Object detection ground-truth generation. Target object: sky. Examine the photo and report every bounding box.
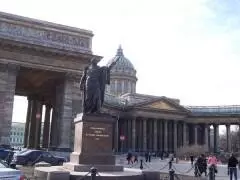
[1,0,240,127]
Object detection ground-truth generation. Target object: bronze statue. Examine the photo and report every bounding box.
[80,58,119,114]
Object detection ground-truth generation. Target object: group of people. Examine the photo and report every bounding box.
[126,152,138,164]
[193,153,240,180]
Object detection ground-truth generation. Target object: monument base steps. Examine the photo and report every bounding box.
[34,166,144,180]
[34,113,144,180]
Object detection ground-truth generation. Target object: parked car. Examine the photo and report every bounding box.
[12,150,66,166]
[0,148,14,165]
[0,160,24,180]
[0,144,11,150]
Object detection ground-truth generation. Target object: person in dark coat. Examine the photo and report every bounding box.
[194,154,207,177]
[227,153,239,180]
[190,155,194,166]
[126,152,133,164]
[145,152,150,162]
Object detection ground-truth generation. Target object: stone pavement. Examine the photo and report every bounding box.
[115,155,240,180]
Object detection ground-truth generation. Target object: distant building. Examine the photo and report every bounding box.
[10,122,25,148]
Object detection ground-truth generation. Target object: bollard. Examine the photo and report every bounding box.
[208,165,215,180]
[169,169,175,180]
[169,160,172,170]
[140,159,143,170]
[90,167,97,180]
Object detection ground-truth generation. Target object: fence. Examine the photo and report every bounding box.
[20,155,217,180]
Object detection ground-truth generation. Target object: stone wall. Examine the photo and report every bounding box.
[0,64,18,145]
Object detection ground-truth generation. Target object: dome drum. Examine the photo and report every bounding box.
[106,46,137,96]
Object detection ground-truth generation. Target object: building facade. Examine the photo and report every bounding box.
[102,47,240,154]
[10,122,25,148]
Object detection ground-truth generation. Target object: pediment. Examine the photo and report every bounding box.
[135,97,189,113]
[144,101,178,111]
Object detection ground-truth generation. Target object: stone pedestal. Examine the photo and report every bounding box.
[35,113,143,180]
[64,113,119,171]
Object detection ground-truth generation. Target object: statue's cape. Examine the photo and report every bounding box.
[99,66,110,104]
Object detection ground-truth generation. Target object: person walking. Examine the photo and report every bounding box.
[126,152,133,164]
[190,155,194,166]
[145,152,149,162]
[227,153,239,180]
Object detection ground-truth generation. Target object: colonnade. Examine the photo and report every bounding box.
[22,74,81,150]
[115,118,240,153]
[23,96,53,149]
[114,117,213,153]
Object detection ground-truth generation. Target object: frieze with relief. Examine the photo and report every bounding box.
[145,101,177,111]
[0,22,90,51]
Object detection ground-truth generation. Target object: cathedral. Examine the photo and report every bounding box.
[101,46,238,154]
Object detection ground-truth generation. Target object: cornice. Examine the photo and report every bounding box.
[0,12,93,54]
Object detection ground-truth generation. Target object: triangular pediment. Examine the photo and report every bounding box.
[134,97,189,113]
[145,101,178,111]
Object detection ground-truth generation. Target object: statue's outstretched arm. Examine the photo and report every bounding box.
[108,57,120,70]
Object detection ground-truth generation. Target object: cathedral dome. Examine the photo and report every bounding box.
[107,46,136,76]
[106,46,137,96]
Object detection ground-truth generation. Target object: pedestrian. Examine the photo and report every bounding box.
[145,152,149,162]
[126,152,132,164]
[134,153,138,163]
[190,155,194,166]
[148,152,151,162]
[227,153,239,180]
[160,152,164,160]
[194,154,207,177]
[207,154,218,174]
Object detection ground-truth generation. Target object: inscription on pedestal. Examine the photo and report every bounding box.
[81,122,112,153]
[85,127,110,141]
[70,114,116,165]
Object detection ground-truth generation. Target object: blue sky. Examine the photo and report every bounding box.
[1,0,240,127]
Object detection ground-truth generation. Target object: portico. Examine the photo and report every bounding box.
[0,11,100,150]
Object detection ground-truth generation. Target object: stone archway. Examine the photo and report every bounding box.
[0,12,101,150]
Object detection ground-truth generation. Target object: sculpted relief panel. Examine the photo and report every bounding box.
[0,22,91,53]
[145,101,177,111]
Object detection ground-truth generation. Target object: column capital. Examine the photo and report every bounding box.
[0,63,20,73]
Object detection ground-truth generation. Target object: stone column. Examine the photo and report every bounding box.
[27,98,38,149]
[173,121,178,153]
[239,124,240,151]
[34,100,43,149]
[127,119,132,149]
[139,119,143,150]
[57,74,74,149]
[49,106,58,148]
[153,119,158,151]
[0,64,18,145]
[24,97,32,148]
[226,124,231,152]
[164,120,168,152]
[204,124,209,152]
[194,124,198,145]
[213,124,219,153]
[132,117,136,151]
[114,117,119,152]
[208,126,211,152]
[183,122,187,146]
[143,119,147,151]
[42,104,51,148]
